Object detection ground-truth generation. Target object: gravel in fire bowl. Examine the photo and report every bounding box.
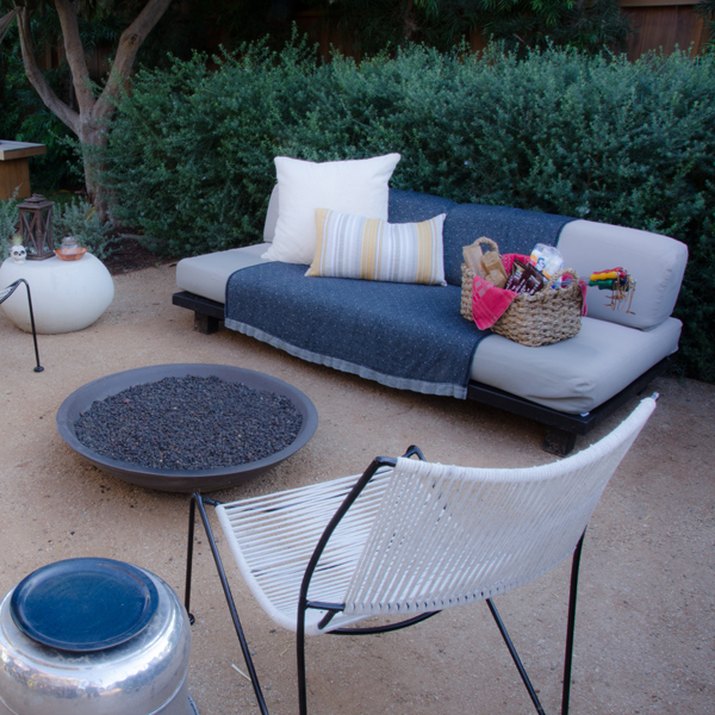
[74,376,304,471]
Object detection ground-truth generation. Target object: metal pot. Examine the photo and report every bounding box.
[0,558,196,715]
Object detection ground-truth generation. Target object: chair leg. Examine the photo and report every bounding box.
[487,598,547,715]
[185,493,271,715]
[561,532,585,715]
[0,279,43,372]
[487,530,587,715]
[184,495,197,624]
[22,279,44,373]
[296,609,308,715]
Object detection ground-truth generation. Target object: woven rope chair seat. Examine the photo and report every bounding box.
[216,397,655,636]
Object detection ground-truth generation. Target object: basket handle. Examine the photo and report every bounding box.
[474,236,499,254]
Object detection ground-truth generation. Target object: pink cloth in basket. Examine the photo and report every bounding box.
[470,253,525,330]
[471,275,517,329]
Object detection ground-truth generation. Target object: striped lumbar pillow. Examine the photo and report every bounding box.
[306,208,447,285]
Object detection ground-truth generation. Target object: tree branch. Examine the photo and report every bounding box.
[54,0,95,116]
[15,5,79,134]
[94,0,174,120]
[0,8,17,43]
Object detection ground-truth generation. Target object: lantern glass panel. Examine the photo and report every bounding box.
[18,194,54,260]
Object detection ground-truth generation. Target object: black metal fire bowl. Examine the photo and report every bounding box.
[56,363,318,492]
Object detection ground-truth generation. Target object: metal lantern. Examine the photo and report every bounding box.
[18,193,54,260]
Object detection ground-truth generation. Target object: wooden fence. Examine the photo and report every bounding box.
[34,2,713,76]
[297,2,711,60]
[620,0,710,58]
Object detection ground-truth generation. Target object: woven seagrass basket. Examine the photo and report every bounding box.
[460,244,583,347]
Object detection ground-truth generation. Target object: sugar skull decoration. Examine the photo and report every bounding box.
[10,244,27,263]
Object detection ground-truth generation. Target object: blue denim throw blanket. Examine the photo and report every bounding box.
[224,191,574,399]
[225,262,483,398]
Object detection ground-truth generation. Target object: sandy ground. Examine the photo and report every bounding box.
[1,261,713,715]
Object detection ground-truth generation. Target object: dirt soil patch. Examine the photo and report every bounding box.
[103,236,174,275]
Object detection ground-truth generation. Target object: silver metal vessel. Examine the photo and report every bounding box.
[0,558,196,714]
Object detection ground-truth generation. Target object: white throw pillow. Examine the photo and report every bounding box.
[262,153,401,264]
[306,208,447,286]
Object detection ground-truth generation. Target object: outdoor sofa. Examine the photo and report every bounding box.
[173,157,687,454]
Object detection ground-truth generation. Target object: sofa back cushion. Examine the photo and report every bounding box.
[557,219,688,330]
[441,204,573,286]
[294,188,687,328]
[389,190,573,286]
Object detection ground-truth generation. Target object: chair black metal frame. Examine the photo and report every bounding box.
[185,462,584,715]
[0,278,43,372]
[184,396,656,715]
[186,494,269,714]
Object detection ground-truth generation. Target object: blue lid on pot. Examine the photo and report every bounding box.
[10,557,159,652]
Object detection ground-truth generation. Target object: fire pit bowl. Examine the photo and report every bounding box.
[56,363,318,492]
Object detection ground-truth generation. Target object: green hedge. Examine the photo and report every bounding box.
[103,41,715,382]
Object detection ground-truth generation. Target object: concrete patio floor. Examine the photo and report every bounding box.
[1,261,713,715]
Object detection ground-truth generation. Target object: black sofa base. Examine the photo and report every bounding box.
[173,291,224,334]
[172,290,666,455]
[466,360,665,455]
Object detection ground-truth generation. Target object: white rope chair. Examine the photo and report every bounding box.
[185,395,657,715]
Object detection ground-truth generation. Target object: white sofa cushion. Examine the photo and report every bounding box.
[306,209,447,285]
[176,244,271,304]
[470,315,682,413]
[558,219,687,330]
[262,154,401,265]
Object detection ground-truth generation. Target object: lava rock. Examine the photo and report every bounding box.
[74,376,304,471]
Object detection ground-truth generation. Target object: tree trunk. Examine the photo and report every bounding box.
[14,0,174,219]
[77,120,108,216]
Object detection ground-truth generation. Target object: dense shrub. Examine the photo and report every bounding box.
[104,42,715,381]
[104,40,321,254]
